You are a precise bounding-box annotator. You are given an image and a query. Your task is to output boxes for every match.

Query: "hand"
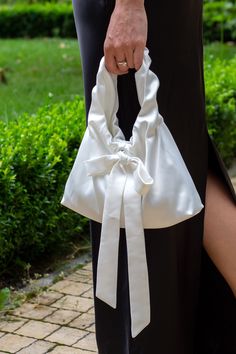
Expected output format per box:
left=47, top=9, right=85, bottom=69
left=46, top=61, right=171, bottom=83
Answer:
left=103, top=0, right=147, bottom=75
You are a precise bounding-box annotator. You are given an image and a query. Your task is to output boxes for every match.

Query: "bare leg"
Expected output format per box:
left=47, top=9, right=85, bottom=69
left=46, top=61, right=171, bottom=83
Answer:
left=203, top=168, right=236, bottom=297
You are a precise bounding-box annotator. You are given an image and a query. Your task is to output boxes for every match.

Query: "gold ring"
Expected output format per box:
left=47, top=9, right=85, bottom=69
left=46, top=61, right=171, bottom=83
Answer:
left=117, top=61, right=128, bottom=66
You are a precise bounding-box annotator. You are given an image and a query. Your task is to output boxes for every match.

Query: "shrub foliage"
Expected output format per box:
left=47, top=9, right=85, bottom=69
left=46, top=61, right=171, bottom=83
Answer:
left=0, top=96, right=88, bottom=277
left=0, top=3, right=76, bottom=38
left=205, top=54, right=236, bottom=166
left=203, top=1, right=236, bottom=43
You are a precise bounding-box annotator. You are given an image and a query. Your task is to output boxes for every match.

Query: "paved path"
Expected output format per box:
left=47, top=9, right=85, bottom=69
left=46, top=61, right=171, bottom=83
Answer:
left=0, top=177, right=235, bottom=353
left=0, top=262, right=97, bottom=353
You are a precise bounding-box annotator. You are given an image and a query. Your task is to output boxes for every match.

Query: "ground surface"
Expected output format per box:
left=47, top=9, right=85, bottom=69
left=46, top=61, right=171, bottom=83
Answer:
left=0, top=177, right=235, bottom=354
left=0, top=261, right=97, bottom=353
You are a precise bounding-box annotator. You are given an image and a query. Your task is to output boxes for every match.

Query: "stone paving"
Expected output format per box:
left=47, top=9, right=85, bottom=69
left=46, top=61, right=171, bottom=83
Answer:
left=0, top=262, right=98, bottom=353
left=0, top=177, right=235, bottom=354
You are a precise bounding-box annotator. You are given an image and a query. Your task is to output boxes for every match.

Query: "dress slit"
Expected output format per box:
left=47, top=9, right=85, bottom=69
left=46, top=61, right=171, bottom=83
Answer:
left=207, top=131, right=236, bottom=204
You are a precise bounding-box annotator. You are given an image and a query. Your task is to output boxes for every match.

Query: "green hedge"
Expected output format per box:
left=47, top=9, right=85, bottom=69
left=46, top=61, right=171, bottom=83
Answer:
left=0, top=3, right=76, bottom=38
left=0, top=2, right=236, bottom=42
left=0, top=54, right=235, bottom=279
left=205, top=54, right=236, bottom=167
left=203, top=1, right=236, bottom=43
left=0, top=96, right=88, bottom=278
left=0, top=0, right=71, bottom=3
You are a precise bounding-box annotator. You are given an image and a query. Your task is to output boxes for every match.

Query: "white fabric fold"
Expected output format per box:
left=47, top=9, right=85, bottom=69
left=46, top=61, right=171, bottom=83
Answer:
left=84, top=149, right=153, bottom=338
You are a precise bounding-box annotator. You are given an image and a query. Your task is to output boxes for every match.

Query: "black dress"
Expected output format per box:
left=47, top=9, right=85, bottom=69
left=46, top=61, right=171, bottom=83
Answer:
left=71, top=0, right=236, bottom=353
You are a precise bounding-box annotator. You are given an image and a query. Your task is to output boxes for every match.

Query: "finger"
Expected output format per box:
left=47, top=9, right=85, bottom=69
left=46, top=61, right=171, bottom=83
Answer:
left=104, top=43, right=129, bottom=74
left=125, top=47, right=135, bottom=69
left=133, top=45, right=145, bottom=71
left=115, top=53, right=129, bottom=73
left=115, top=56, right=129, bottom=75
left=117, top=71, right=129, bottom=75
left=116, top=60, right=129, bottom=73
left=105, top=51, right=125, bottom=74
left=105, top=59, right=129, bottom=75
left=105, top=52, right=119, bottom=74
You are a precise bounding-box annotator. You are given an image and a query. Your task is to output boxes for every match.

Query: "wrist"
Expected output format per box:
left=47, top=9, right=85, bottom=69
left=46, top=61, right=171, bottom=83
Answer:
left=115, top=0, right=144, bottom=8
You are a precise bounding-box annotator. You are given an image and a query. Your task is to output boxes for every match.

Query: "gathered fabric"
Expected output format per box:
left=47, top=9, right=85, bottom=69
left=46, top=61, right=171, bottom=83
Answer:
left=61, top=47, right=204, bottom=338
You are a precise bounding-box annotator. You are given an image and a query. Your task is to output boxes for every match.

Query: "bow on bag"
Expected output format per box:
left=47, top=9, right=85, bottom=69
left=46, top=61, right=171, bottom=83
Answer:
left=84, top=148, right=153, bottom=338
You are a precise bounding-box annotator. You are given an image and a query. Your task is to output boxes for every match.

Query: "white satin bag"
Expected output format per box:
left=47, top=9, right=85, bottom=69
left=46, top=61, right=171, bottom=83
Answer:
left=61, top=47, right=204, bottom=338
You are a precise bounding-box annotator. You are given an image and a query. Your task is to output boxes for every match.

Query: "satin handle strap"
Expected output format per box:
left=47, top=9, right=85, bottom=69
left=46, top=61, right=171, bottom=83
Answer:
left=92, top=47, right=159, bottom=122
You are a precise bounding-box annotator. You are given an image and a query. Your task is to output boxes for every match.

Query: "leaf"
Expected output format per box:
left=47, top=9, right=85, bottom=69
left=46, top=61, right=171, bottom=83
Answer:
left=0, top=287, right=10, bottom=310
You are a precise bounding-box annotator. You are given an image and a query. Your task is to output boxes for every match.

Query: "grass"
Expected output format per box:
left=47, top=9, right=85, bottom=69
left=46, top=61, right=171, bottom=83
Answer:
left=0, top=37, right=83, bottom=121
left=204, top=41, right=236, bottom=61
left=0, top=39, right=235, bottom=122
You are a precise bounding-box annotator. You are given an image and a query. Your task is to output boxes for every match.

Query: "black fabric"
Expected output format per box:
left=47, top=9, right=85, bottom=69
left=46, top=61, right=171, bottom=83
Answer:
left=71, top=0, right=236, bottom=353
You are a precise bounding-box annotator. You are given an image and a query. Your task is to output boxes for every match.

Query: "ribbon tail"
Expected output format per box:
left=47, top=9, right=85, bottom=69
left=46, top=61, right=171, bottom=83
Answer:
left=95, top=163, right=127, bottom=308
left=123, top=172, right=151, bottom=338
